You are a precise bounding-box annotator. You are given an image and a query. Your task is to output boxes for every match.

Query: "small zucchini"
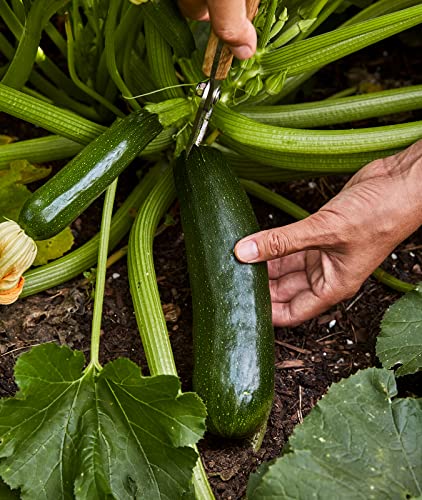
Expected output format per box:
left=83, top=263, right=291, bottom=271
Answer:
left=19, top=110, right=162, bottom=241
left=174, top=146, right=274, bottom=439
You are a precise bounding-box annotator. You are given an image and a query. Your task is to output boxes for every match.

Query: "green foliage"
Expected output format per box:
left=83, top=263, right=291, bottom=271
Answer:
left=247, top=368, right=422, bottom=499
left=377, top=283, right=422, bottom=376
left=0, top=160, right=74, bottom=263
left=0, top=343, right=206, bottom=499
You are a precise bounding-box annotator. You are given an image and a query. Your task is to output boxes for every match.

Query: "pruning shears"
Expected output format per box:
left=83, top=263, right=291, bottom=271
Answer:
left=186, top=0, right=261, bottom=156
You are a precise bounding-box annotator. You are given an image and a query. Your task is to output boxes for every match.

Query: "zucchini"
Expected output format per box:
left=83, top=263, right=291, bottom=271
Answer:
left=174, top=146, right=274, bottom=438
left=18, top=110, right=162, bottom=241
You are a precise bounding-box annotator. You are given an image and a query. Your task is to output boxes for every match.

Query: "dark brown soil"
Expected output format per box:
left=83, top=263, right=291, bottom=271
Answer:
left=1, top=33, right=422, bottom=499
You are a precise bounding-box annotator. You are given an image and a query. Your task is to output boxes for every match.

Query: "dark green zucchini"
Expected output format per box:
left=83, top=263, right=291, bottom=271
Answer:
left=19, top=110, right=162, bottom=241
left=174, top=146, right=274, bottom=439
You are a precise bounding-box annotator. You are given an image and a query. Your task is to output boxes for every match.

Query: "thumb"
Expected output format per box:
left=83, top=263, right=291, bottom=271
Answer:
left=234, top=215, right=330, bottom=263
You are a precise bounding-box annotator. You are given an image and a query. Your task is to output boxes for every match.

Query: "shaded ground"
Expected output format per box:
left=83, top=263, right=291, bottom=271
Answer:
left=1, top=33, right=422, bottom=499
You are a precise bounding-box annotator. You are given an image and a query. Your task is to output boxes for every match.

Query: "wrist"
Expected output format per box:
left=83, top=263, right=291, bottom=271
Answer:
left=390, top=139, right=422, bottom=221
left=381, top=140, right=422, bottom=237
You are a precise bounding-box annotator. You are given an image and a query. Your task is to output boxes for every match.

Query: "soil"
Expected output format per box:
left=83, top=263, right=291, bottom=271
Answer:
left=1, top=32, right=422, bottom=499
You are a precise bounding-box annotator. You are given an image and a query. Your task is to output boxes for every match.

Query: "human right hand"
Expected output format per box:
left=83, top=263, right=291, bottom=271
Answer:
left=178, top=0, right=257, bottom=59
left=235, top=141, right=422, bottom=327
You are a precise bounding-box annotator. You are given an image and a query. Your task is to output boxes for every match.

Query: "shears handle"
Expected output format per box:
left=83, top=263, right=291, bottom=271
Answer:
left=202, top=0, right=261, bottom=79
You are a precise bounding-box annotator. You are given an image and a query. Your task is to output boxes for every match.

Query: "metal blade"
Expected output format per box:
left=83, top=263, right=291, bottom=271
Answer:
left=186, top=39, right=224, bottom=155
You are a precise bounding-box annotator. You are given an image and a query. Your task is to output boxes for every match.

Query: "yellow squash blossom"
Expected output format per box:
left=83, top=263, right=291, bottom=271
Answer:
left=0, top=220, right=37, bottom=304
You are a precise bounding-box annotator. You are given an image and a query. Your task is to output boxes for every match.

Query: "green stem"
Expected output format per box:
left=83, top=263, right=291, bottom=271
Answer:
left=104, top=0, right=141, bottom=110
left=2, top=0, right=70, bottom=88
left=220, top=135, right=399, bottom=173
left=128, top=165, right=176, bottom=375
left=213, top=104, right=422, bottom=156
left=0, top=83, right=174, bottom=153
left=22, top=164, right=162, bottom=297
left=294, top=0, right=345, bottom=43
left=236, top=85, right=422, bottom=128
left=144, top=17, right=184, bottom=100
left=127, top=164, right=214, bottom=500
left=260, top=5, right=422, bottom=76
left=90, top=179, right=118, bottom=369
left=0, top=33, right=99, bottom=120
left=65, top=15, right=124, bottom=117
left=0, top=135, right=83, bottom=168
left=257, top=0, right=278, bottom=49
left=45, top=21, right=68, bottom=57
left=240, top=179, right=415, bottom=293
left=371, top=268, right=416, bottom=293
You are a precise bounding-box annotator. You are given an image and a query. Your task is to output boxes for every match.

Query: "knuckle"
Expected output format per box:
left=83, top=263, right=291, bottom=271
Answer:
left=214, top=26, right=243, bottom=45
left=266, top=231, right=288, bottom=258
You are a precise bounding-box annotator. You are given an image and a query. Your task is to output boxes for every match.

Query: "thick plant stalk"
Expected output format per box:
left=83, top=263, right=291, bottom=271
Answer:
left=260, top=5, right=422, bottom=76
left=240, top=179, right=415, bottom=293
left=127, top=165, right=214, bottom=500
left=0, top=83, right=174, bottom=154
left=237, top=85, right=422, bottom=128
left=219, top=136, right=399, bottom=174
left=0, top=136, right=83, bottom=168
left=144, top=18, right=184, bottom=100
left=22, top=164, right=163, bottom=297
left=247, top=0, right=422, bottom=105
left=213, top=105, right=422, bottom=156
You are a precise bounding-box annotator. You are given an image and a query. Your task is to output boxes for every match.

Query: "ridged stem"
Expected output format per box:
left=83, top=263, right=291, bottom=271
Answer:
left=236, top=85, right=422, bottom=128
left=104, top=0, right=141, bottom=110
left=219, top=135, right=399, bottom=173
left=127, top=164, right=214, bottom=500
left=0, top=83, right=174, bottom=154
left=240, top=179, right=415, bottom=293
left=260, top=5, right=422, bottom=76
left=90, top=179, right=118, bottom=369
left=0, top=136, right=83, bottom=168
left=213, top=105, right=422, bottom=156
left=144, top=18, right=184, bottom=100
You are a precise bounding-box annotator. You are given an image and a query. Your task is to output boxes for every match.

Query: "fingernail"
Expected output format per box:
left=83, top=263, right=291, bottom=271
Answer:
left=231, top=44, right=254, bottom=60
left=236, top=240, right=259, bottom=262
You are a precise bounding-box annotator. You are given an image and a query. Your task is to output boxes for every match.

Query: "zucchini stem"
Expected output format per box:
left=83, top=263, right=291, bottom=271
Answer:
left=89, top=179, right=118, bottom=370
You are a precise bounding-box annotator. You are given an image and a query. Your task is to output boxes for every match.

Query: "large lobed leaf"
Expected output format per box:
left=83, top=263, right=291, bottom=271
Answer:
left=247, top=368, right=422, bottom=499
left=0, top=343, right=206, bottom=499
left=377, top=283, right=422, bottom=376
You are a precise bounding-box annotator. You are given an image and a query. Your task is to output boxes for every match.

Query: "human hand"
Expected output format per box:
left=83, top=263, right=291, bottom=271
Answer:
left=235, top=141, right=422, bottom=327
left=178, top=0, right=257, bottom=59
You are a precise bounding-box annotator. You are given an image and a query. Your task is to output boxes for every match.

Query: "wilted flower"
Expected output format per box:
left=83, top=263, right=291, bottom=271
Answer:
left=0, top=220, right=37, bottom=305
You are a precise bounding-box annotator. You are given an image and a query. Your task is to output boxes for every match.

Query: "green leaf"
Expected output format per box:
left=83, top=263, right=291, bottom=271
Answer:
left=0, top=343, right=206, bottom=499
left=0, top=162, right=74, bottom=262
left=34, top=228, right=74, bottom=266
left=247, top=368, right=422, bottom=499
left=377, top=283, right=422, bottom=376
left=0, top=160, right=51, bottom=220
left=0, top=184, right=31, bottom=221
left=8, top=159, right=52, bottom=184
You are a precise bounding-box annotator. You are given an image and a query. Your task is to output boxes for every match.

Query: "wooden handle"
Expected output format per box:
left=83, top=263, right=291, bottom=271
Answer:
left=202, top=0, right=261, bottom=79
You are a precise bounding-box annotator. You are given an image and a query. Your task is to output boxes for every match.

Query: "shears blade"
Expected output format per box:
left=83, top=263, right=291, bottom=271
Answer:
left=186, top=40, right=224, bottom=156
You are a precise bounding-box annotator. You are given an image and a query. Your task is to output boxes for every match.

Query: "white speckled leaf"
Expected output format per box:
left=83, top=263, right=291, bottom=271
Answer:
left=377, top=283, right=422, bottom=376
left=247, top=368, right=422, bottom=500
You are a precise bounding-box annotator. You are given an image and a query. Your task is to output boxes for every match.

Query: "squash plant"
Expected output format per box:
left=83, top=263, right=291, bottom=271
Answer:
left=0, top=0, right=421, bottom=498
